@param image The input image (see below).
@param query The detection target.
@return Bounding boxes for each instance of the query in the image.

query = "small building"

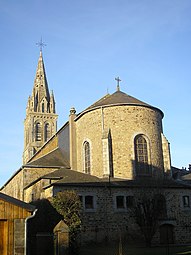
[23,168,191,246]
[0,192,36,255]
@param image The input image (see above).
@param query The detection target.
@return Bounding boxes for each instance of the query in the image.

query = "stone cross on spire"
[115,77,121,91]
[36,37,46,53]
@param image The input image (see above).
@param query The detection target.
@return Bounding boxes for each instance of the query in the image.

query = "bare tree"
[131,182,166,247]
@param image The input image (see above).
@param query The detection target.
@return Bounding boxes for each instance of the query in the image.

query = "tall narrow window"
[35,122,42,141]
[34,93,38,112]
[85,196,94,209]
[183,196,190,208]
[134,135,150,176]
[84,141,91,174]
[42,103,44,112]
[116,196,125,209]
[44,123,51,142]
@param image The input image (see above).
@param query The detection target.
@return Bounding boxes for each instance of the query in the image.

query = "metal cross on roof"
[36,37,47,52]
[115,77,121,91]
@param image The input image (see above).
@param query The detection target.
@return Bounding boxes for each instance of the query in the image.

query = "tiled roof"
[76,90,163,119]
[40,169,190,189]
[26,148,70,168]
[87,91,151,109]
[43,168,102,185]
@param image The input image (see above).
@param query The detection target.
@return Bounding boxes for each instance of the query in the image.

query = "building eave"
[75,103,164,121]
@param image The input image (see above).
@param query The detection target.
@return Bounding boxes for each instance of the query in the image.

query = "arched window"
[34,93,38,112]
[134,135,151,176]
[44,123,51,142]
[84,141,91,174]
[35,122,42,141]
[42,103,44,112]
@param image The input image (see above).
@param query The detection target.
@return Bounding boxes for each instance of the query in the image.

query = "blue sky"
[0,0,191,187]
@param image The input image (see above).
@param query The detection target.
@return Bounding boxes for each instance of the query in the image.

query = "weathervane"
[36,37,46,52]
[115,77,121,91]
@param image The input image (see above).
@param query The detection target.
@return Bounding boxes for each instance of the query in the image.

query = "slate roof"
[30,168,191,189]
[88,91,151,108]
[52,177,191,189]
[171,166,189,179]
[43,168,104,187]
[76,90,163,119]
[182,173,191,180]
[0,192,35,212]
[180,173,191,186]
[26,148,70,168]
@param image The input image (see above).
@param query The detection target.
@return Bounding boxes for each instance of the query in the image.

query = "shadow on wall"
[131,160,168,180]
[27,199,62,255]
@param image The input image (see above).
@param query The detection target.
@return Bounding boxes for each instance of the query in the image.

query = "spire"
[51,90,55,100]
[35,52,50,99]
[25,50,56,114]
[33,38,50,109]
[28,51,54,113]
[50,90,56,113]
[23,49,58,164]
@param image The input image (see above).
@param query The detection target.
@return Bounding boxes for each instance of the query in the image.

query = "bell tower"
[23,50,58,164]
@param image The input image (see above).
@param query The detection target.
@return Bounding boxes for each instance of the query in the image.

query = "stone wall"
[161,133,171,176]
[1,169,24,200]
[14,219,25,255]
[75,105,165,179]
[165,188,191,244]
[23,174,191,245]
[23,112,58,165]
[49,184,191,245]
[1,167,58,200]
[25,177,58,203]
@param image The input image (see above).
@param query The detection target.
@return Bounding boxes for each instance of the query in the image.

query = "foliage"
[51,190,82,253]
[51,190,81,230]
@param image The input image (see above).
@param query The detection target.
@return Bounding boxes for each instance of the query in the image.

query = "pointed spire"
[35,39,48,101]
[32,52,50,108]
[51,89,54,97]
[50,90,56,113]
[28,50,56,114]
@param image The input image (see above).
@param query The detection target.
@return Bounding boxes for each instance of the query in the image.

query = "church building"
[1,51,191,251]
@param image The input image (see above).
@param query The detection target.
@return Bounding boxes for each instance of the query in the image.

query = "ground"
[79,244,191,255]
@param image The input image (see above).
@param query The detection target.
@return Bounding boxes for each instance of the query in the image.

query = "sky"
[0,0,191,187]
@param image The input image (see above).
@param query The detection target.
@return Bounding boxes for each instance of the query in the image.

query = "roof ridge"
[86,93,110,110]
